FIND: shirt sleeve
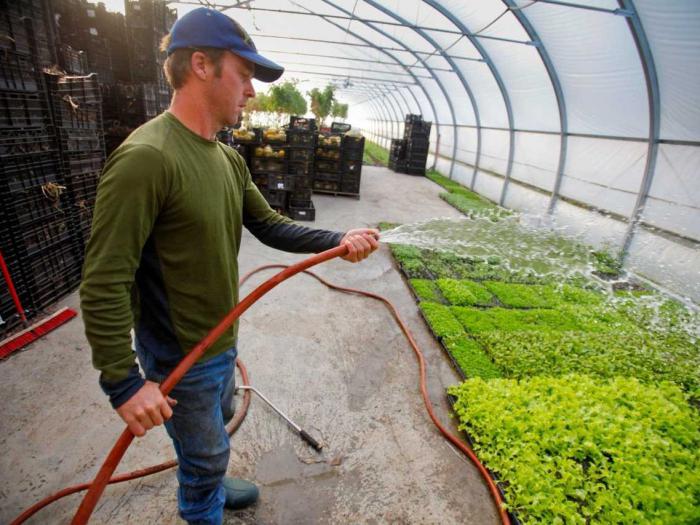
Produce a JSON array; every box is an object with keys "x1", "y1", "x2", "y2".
[
  {"x1": 237, "y1": 153, "x2": 345, "y2": 253},
  {"x1": 79, "y1": 143, "x2": 169, "y2": 408}
]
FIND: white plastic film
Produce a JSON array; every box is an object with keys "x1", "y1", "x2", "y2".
[
  {"x1": 478, "y1": 128, "x2": 510, "y2": 176},
  {"x1": 473, "y1": 170, "x2": 506, "y2": 203},
  {"x1": 642, "y1": 144, "x2": 700, "y2": 241},
  {"x1": 520, "y1": 2, "x2": 648, "y2": 137},
  {"x1": 635, "y1": 0, "x2": 700, "y2": 141},
  {"x1": 626, "y1": 228, "x2": 700, "y2": 303},
  {"x1": 559, "y1": 137, "x2": 647, "y2": 217},
  {"x1": 510, "y1": 132, "x2": 560, "y2": 192},
  {"x1": 453, "y1": 61, "x2": 508, "y2": 128}
]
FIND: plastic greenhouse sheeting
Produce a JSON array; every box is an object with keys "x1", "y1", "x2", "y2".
[{"x1": 175, "y1": 0, "x2": 700, "y2": 302}]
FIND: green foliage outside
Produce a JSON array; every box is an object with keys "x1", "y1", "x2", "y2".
[
  {"x1": 449, "y1": 375, "x2": 700, "y2": 524},
  {"x1": 363, "y1": 141, "x2": 389, "y2": 166},
  {"x1": 331, "y1": 101, "x2": 348, "y2": 120},
  {"x1": 244, "y1": 81, "x2": 307, "y2": 128},
  {"x1": 308, "y1": 85, "x2": 336, "y2": 126}
]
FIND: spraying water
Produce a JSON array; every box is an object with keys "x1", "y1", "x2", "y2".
[{"x1": 379, "y1": 214, "x2": 700, "y2": 342}]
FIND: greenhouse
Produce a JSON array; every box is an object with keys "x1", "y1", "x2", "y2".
[{"x1": 1, "y1": 1, "x2": 698, "y2": 524}]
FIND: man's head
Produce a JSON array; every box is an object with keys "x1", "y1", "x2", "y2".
[
  {"x1": 160, "y1": 8, "x2": 283, "y2": 128},
  {"x1": 163, "y1": 7, "x2": 283, "y2": 84}
]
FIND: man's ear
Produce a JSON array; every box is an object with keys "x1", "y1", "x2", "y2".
[{"x1": 190, "y1": 51, "x2": 209, "y2": 81}]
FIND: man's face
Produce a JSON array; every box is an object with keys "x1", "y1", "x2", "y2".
[{"x1": 208, "y1": 51, "x2": 256, "y2": 128}]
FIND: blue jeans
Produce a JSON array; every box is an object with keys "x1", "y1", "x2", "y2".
[{"x1": 135, "y1": 338, "x2": 237, "y2": 525}]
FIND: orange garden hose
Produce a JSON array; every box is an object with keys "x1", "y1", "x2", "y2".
[{"x1": 11, "y1": 245, "x2": 509, "y2": 525}]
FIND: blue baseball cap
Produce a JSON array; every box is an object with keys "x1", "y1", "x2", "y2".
[{"x1": 166, "y1": 8, "x2": 284, "y2": 83}]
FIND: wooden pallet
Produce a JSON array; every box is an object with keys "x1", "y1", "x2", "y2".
[{"x1": 312, "y1": 189, "x2": 360, "y2": 200}]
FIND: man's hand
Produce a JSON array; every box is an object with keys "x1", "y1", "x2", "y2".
[
  {"x1": 116, "y1": 381, "x2": 177, "y2": 437},
  {"x1": 340, "y1": 228, "x2": 380, "y2": 263}
]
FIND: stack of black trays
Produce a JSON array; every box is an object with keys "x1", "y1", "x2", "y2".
[
  {"x1": 389, "y1": 114, "x2": 431, "y2": 176},
  {"x1": 313, "y1": 133, "x2": 342, "y2": 194},
  {"x1": 45, "y1": 71, "x2": 105, "y2": 253},
  {"x1": 0, "y1": 43, "x2": 55, "y2": 330},
  {"x1": 314, "y1": 122, "x2": 364, "y2": 199},
  {"x1": 286, "y1": 116, "x2": 316, "y2": 220},
  {"x1": 339, "y1": 133, "x2": 364, "y2": 196},
  {"x1": 1, "y1": 0, "x2": 98, "y2": 332},
  {"x1": 250, "y1": 129, "x2": 292, "y2": 213}
]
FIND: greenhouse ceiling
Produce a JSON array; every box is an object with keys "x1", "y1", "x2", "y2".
[{"x1": 173, "y1": 0, "x2": 699, "y2": 301}]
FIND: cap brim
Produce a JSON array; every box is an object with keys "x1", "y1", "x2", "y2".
[{"x1": 234, "y1": 49, "x2": 284, "y2": 82}]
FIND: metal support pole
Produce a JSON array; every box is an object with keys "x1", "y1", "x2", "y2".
[
  {"x1": 618, "y1": 0, "x2": 661, "y2": 262},
  {"x1": 502, "y1": 0, "x2": 569, "y2": 215}
]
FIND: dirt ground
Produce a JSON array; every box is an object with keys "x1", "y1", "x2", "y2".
[{"x1": 0, "y1": 165, "x2": 499, "y2": 525}]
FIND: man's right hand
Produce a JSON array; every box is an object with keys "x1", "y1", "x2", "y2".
[{"x1": 116, "y1": 380, "x2": 177, "y2": 437}]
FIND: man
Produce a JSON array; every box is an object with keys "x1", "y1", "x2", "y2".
[{"x1": 79, "y1": 7, "x2": 379, "y2": 525}]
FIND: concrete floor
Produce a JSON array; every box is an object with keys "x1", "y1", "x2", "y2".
[{"x1": 0, "y1": 165, "x2": 499, "y2": 525}]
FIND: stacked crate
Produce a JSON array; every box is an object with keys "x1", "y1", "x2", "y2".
[
  {"x1": 250, "y1": 129, "x2": 293, "y2": 211},
  {"x1": 45, "y1": 71, "x2": 105, "y2": 253},
  {"x1": 314, "y1": 124, "x2": 364, "y2": 198},
  {"x1": 1, "y1": 0, "x2": 58, "y2": 329},
  {"x1": 339, "y1": 134, "x2": 364, "y2": 196},
  {"x1": 286, "y1": 117, "x2": 316, "y2": 220},
  {"x1": 313, "y1": 134, "x2": 342, "y2": 194},
  {"x1": 389, "y1": 114, "x2": 431, "y2": 176},
  {"x1": 125, "y1": 0, "x2": 175, "y2": 113},
  {"x1": 52, "y1": 0, "x2": 114, "y2": 83},
  {"x1": 0, "y1": 0, "x2": 55, "y2": 69}
]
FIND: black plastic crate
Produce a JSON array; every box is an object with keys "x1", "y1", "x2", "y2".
[
  {"x1": 288, "y1": 200, "x2": 314, "y2": 221},
  {"x1": 251, "y1": 156, "x2": 287, "y2": 174},
  {"x1": 262, "y1": 188, "x2": 288, "y2": 209},
  {"x1": 342, "y1": 159, "x2": 362, "y2": 176},
  {"x1": 1, "y1": 151, "x2": 62, "y2": 191},
  {"x1": 330, "y1": 122, "x2": 351, "y2": 135},
  {"x1": 290, "y1": 173, "x2": 312, "y2": 190},
  {"x1": 22, "y1": 243, "x2": 84, "y2": 311},
  {"x1": 315, "y1": 159, "x2": 341, "y2": 173},
  {"x1": 252, "y1": 173, "x2": 267, "y2": 188},
  {"x1": 341, "y1": 180, "x2": 360, "y2": 194},
  {"x1": 287, "y1": 129, "x2": 316, "y2": 147},
  {"x1": 315, "y1": 146, "x2": 341, "y2": 160},
  {"x1": 288, "y1": 148, "x2": 313, "y2": 162},
  {"x1": 0, "y1": 128, "x2": 57, "y2": 157},
  {"x1": 405, "y1": 114, "x2": 423, "y2": 124},
  {"x1": 65, "y1": 170, "x2": 100, "y2": 200},
  {"x1": 291, "y1": 189, "x2": 312, "y2": 202},
  {"x1": 3, "y1": 183, "x2": 70, "y2": 226},
  {"x1": 0, "y1": 0, "x2": 53, "y2": 67},
  {"x1": 232, "y1": 128, "x2": 261, "y2": 144},
  {"x1": 58, "y1": 128, "x2": 105, "y2": 154},
  {"x1": 313, "y1": 180, "x2": 339, "y2": 192},
  {"x1": 342, "y1": 135, "x2": 365, "y2": 149},
  {"x1": 288, "y1": 160, "x2": 314, "y2": 177},
  {"x1": 0, "y1": 90, "x2": 49, "y2": 128},
  {"x1": 314, "y1": 171, "x2": 341, "y2": 183},
  {"x1": 342, "y1": 148, "x2": 363, "y2": 161},
  {"x1": 0, "y1": 51, "x2": 41, "y2": 92},
  {"x1": 267, "y1": 173, "x2": 295, "y2": 192},
  {"x1": 58, "y1": 44, "x2": 88, "y2": 75},
  {"x1": 289, "y1": 116, "x2": 316, "y2": 131},
  {"x1": 62, "y1": 152, "x2": 104, "y2": 177},
  {"x1": 7, "y1": 217, "x2": 73, "y2": 259}
]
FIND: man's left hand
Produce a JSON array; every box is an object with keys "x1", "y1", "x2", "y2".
[{"x1": 340, "y1": 228, "x2": 380, "y2": 263}]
